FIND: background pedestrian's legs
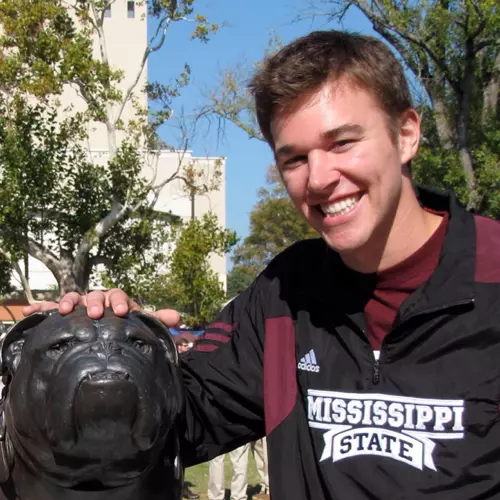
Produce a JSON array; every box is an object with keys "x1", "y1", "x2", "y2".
[
  {"x1": 251, "y1": 438, "x2": 269, "y2": 493},
  {"x1": 229, "y1": 443, "x2": 250, "y2": 500},
  {"x1": 208, "y1": 454, "x2": 226, "y2": 500}
]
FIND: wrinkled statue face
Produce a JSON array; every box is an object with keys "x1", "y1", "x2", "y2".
[{"x1": 0, "y1": 308, "x2": 183, "y2": 489}]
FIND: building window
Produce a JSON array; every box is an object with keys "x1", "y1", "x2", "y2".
[
  {"x1": 127, "y1": 1, "x2": 135, "y2": 18},
  {"x1": 104, "y1": 5, "x2": 111, "y2": 18}
]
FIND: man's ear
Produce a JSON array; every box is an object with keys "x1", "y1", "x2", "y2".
[
  {"x1": 1, "y1": 312, "x2": 51, "y2": 377},
  {"x1": 132, "y1": 311, "x2": 178, "y2": 366},
  {"x1": 398, "y1": 108, "x2": 421, "y2": 166}
]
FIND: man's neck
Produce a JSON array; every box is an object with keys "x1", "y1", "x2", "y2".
[{"x1": 341, "y1": 183, "x2": 444, "y2": 274}]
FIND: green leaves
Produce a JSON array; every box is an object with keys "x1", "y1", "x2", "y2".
[
  {"x1": 0, "y1": 0, "x2": 221, "y2": 297},
  {"x1": 227, "y1": 264, "x2": 256, "y2": 298},
  {"x1": 105, "y1": 212, "x2": 237, "y2": 327},
  {"x1": 0, "y1": 0, "x2": 121, "y2": 111},
  {"x1": 232, "y1": 166, "x2": 318, "y2": 275},
  {"x1": 0, "y1": 254, "x2": 14, "y2": 297},
  {"x1": 161, "y1": 213, "x2": 237, "y2": 326}
]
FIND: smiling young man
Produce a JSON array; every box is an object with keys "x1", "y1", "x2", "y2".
[
  {"x1": 270, "y1": 75, "x2": 441, "y2": 273},
  {"x1": 27, "y1": 31, "x2": 500, "y2": 499}
]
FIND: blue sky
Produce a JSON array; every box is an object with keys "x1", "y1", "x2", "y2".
[{"x1": 148, "y1": 0, "x2": 374, "y2": 245}]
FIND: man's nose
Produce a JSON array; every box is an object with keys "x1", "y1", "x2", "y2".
[{"x1": 307, "y1": 150, "x2": 341, "y2": 194}]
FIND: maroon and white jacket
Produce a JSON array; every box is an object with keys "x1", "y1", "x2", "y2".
[{"x1": 179, "y1": 187, "x2": 500, "y2": 500}]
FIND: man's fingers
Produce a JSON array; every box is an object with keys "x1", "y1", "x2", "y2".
[
  {"x1": 22, "y1": 301, "x2": 59, "y2": 317},
  {"x1": 83, "y1": 290, "x2": 107, "y2": 319},
  {"x1": 105, "y1": 288, "x2": 139, "y2": 317},
  {"x1": 22, "y1": 291, "x2": 84, "y2": 317},
  {"x1": 58, "y1": 292, "x2": 86, "y2": 314},
  {"x1": 23, "y1": 289, "x2": 139, "y2": 320},
  {"x1": 153, "y1": 309, "x2": 182, "y2": 329}
]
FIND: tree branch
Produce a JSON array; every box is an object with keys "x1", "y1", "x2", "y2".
[
  {"x1": 11, "y1": 260, "x2": 35, "y2": 304},
  {"x1": 0, "y1": 248, "x2": 35, "y2": 303},
  {"x1": 73, "y1": 200, "x2": 128, "y2": 275},
  {"x1": 27, "y1": 239, "x2": 63, "y2": 283},
  {"x1": 146, "y1": 148, "x2": 189, "y2": 210},
  {"x1": 115, "y1": 11, "x2": 196, "y2": 127},
  {"x1": 114, "y1": 13, "x2": 172, "y2": 126},
  {"x1": 92, "y1": 0, "x2": 118, "y2": 157},
  {"x1": 327, "y1": 0, "x2": 461, "y2": 93},
  {"x1": 0, "y1": 304, "x2": 17, "y2": 323}
]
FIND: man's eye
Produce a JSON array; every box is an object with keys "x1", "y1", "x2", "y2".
[
  {"x1": 331, "y1": 139, "x2": 355, "y2": 151},
  {"x1": 282, "y1": 155, "x2": 307, "y2": 169}
]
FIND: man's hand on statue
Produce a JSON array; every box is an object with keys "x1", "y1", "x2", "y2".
[{"x1": 22, "y1": 288, "x2": 182, "y2": 328}]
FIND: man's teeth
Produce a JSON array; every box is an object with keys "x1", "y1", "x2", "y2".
[{"x1": 321, "y1": 195, "x2": 360, "y2": 216}]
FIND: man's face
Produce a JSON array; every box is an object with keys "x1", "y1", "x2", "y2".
[
  {"x1": 177, "y1": 343, "x2": 190, "y2": 353},
  {"x1": 271, "y1": 79, "x2": 419, "y2": 260}
]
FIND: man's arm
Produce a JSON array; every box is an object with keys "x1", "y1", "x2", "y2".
[{"x1": 179, "y1": 280, "x2": 267, "y2": 466}]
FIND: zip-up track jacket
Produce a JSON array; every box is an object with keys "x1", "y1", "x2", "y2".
[{"x1": 180, "y1": 188, "x2": 500, "y2": 499}]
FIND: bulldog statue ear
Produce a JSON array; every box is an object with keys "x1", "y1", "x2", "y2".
[
  {"x1": 0, "y1": 313, "x2": 50, "y2": 484},
  {"x1": 0, "y1": 410, "x2": 13, "y2": 483},
  {"x1": 1, "y1": 312, "x2": 51, "y2": 377}
]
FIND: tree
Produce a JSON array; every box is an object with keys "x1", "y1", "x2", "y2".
[
  {"x1": 178, "y1": 157, "x2": 224, "y2": 220},
  {"x1": 226, "y1": 264, "x2": 256, "y2": 298},
  {"x1": 197, "y1": 39, "x2": 318, "y2": 275},
  {"x1": 197, "y1": 32, "x2": 283, "y2": 143},
  {"x1": 0, "y1": 254, "x2": 13, "y2": 297},
  {"x1": 0, "y1": 0, "x2": 219, "y2": 298},
  {"x1": 139, "y1": 213, "x2": 238, "y2": 327},
  {"x1": 233, "y1": 166, "x2": 318, "y2": 275},
  {"x1": 301, "y1": 0, "x2": 500, "y2": 216}
]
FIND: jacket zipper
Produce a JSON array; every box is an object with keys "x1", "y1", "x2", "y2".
[
  {"x1": 370, "y1": 298, "x2": 474, "y2": 386},
  {"x1": 372, "y1": 359, "x2": 380, "y2": 384}
]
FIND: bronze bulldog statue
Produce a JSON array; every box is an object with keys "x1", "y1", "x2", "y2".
[{"x1": 0, "y1": 307, "x2": 184, "y2": 500}]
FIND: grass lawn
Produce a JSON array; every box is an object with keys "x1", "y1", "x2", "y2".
[{"x1": 184, "y1": 452, "x2": 267, "y2": 499}]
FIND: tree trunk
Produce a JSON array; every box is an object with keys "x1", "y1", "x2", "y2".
[
  {"x1": 190, "y1": 192, "x2": 195, "y2": 220},
  {"x1": 56, "y1": 252, "x2": 89, "y2": 297},
  {"x1": 482, "y1": 51, "x2": 500, "y2": 121},
  {"x1": 428, "y1": 84, "x2": 455, "y2": 150},
  {"x1": 58, "y1": 272, "x2": 86, "y2": 297},
  {"x1": 456, "y1": 91, "x2": 476, "y2": 198},
  {"x1": 456, "y1": 40, "x2": 479, "y2": 211}
]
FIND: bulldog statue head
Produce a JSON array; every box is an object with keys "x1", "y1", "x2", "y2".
[{"x1": 0, "y1": 307, "x2": 184, "y2": 500}]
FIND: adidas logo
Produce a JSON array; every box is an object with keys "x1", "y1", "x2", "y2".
[{"x1": 298, "y1": 349, "x2": 320, "y2": 373}]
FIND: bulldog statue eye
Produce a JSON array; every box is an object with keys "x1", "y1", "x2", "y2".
[
  {"x1": 47, "y1": 339, "x2": 75, "y2": 358},
  {"x1": 129, "y1": 338, "x2": 152, "y2": 355}
]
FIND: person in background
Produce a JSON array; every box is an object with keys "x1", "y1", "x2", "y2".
[
  {"x1": 208, "y1": 444, "x2": 250, "y2": 500},
  {"x1": 251, "y1": 438, "x2": 269, "y2": 498},
  {"x1": 176, "y1": 337, "x2": 194, "y2": 354}
]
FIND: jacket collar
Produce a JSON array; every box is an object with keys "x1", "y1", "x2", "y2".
[{"x1": 396, "y1": 186, "x2": 476, "y2": 321}]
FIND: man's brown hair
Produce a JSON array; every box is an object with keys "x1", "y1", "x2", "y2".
[{"x1": 249, "y1": 30, "x2": 413, "y2": 147}]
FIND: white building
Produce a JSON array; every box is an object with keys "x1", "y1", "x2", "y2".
[{"x1": 21, "y1": 1, "x2": 227, "y2": 293}]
